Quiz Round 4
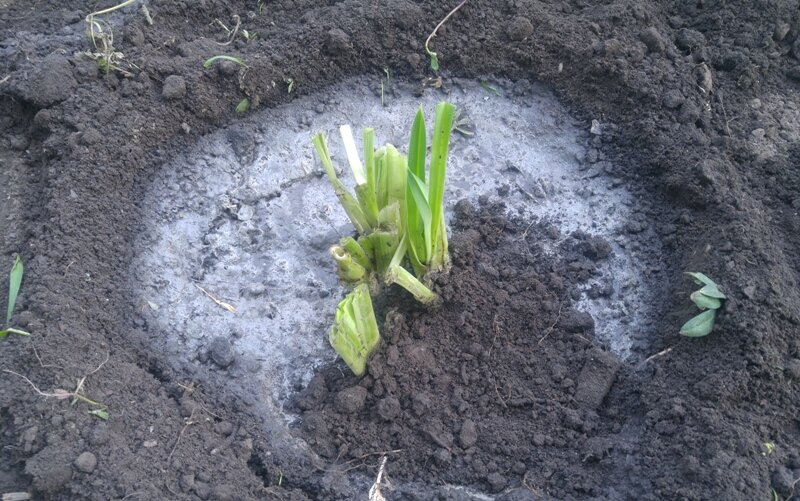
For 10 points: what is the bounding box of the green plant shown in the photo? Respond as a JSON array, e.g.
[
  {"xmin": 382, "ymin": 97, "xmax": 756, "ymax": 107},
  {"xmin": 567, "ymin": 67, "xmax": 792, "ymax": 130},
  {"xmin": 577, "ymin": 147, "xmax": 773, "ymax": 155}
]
[
  {"xmin": 329, "ymin": 284, "xmax": 380, "ymax": 376},
  {"xmin": 680, "ymin": 272, "xmax": 726, "ymax": 337},
  {"xmin": 313, "ymin": 103, "xmax": 457, "ymax": 375},
  {"xmin": 285, "ymin": 78, "xmax": 295, "ymax": 94},
  {"xmin": 1, "ymin": 256, "xmax": 30, "ymax": 339},
  {"xmin": 84, "ymin": 0, "xmax": 138, "ymax": 76},
  {"xmin": 312, "ymin": 102, "xmax": 455, "ymax": 303},
  {"xmin": 202, "ymin": 55, "xmax": 249, "ymax": 69},
  {"xmin": 236, "ymin": 98, "xmax": 250, "ymax": 114}
]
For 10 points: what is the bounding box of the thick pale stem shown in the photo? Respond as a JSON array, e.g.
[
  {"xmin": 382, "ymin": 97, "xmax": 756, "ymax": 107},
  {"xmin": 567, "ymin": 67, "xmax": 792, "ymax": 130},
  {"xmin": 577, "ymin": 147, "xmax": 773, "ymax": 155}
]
[
  {"xmin": 341, "ymin": 237, "xmax": 373, "ymax": 271},
  {"xmin": 386, "ymin": 265, "xmax": 438, "ymax": 304},
  {"xmin": 330, "ymin": 246, "xmax": 367, "ymax": 283},
  {"xmin": 312, "ymin": 133, "xmax": 370, "ymax": 234}
]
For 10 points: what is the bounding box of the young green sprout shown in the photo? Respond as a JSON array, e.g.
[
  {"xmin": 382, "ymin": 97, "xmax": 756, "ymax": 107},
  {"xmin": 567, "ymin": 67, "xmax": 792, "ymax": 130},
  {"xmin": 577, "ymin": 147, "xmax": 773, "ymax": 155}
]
[
  {"xmin": 1, "ymin": 256, "xmax": 30, "ymax": 339},
  {"xmin": 311, "ymin": 103, "xmax": 457, "ymax": 304},
  {"xmin": 680, "ymin": 272, "xmax": 726, "ymax": 337},
  {"xmin": 329, "ymin": 284, "xmax": 380, "ymax": 376},
  {"xmin": 313, "ymin": 103, "xmax": 457, "ymax": 375}
]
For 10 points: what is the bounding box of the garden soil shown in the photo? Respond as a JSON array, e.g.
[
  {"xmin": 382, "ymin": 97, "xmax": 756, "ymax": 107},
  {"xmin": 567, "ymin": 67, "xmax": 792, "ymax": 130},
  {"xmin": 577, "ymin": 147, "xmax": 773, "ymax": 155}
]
[{"xmin": 1, "ymin": 0, "xmax": 800, "ymax": 500}]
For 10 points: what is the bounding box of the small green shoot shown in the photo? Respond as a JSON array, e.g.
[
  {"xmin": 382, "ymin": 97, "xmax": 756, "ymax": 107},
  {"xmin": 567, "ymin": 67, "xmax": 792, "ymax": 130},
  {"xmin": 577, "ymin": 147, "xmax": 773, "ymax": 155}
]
[
  {"xmin": 480, "ymin": 81, "xmax": 501, "ymax": 96},
  {"xmin": 424, "ymin": 0, "xmax": 467, "ymax": 71},
  {"xmin": 329, "ymin": 284, "xmax": 380, "ymax": 376},
  {"xmin": 257, "ymin": 0, "xmax": 266, "ymax": 12},
  {"xmin": 236, "ymin": 98, "xmax": 250, "ymax": 114},
  {"xmin": 202, "ymin": 55, "xmax": 249, "ymax": 69},
  {"xmin": 1, "ymin": 256, "xmax": 30, "ymax": 339},
  {"xmin": 241, "ymin": 29, "xmax": 258, "ymax": 42},
  {"xmin": 680, "ymin": 272, "xmax": 726, "ymax": 337},
  {"xmin": 286, "ymin": 78, "xmax": 295, "ymax": 94},
  {"xmin": 89, "ymin": 408, "xmax": 109, "ymax": 420},
  {"xmin": 762, "ymin": 442, "xmax": 776, "ymax": 456}
]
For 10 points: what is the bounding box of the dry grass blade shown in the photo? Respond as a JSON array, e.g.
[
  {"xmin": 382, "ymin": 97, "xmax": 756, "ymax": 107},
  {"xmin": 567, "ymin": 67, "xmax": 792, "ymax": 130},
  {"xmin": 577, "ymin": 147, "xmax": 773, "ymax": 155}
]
[{"xmin": 194, "ymin": 284, "xmax": 236, "ymax": 313}]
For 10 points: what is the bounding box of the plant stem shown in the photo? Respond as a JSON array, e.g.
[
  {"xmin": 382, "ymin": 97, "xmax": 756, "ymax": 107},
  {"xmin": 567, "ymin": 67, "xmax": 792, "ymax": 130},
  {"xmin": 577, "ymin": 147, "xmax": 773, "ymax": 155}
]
[{"xmin": 386, "ymin": 265, "xmax": 438, "ymax": 304}]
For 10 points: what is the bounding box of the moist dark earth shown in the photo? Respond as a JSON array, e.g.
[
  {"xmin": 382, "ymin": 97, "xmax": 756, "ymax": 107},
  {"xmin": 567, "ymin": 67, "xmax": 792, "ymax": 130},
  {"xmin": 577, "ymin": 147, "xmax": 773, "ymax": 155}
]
[{"xmin": 1, "ymin": 0, "xmax": 800, "ymax": 500}]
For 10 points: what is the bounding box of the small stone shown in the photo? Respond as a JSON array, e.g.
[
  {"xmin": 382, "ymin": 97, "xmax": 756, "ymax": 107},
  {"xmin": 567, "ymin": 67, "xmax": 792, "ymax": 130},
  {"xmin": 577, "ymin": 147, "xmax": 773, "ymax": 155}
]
[
  {"xmin": 774, "ymin": 23, "xmax": 791, "ymax": 42},
  {"xmin": 209, "ymin": 337, "xmax": 236, "ymax": 368},
  {"xmin": 508, "ymin": 17, "xmax": 534, "ymax": 41},
  {"xmin": 143, "ymin": 440, "xmax": 157, "ymax": 448},
  {"xmin": 162, "ymin": 75, "xmax": 187, "ymax": 100},
  {"xmin": 377, "ymin": 396, "xmax": 401, "ymax": 421},
  {"xmin": 459, "ymin": 419, "xmax": 478, "ymax": 448},
  {"xmin": 323, "ymin": 28, "xmax": 351, "ymax": 55},
  {"xmin": 640, "ymin": 27, "xmax": 665, "ymax": 53},
  {"xmin": 784, "ymin": 359, "xmax": 800, "ymax": 380},
  {"xmin": 74, "ymin": 452, "xmax": 97, "ymax": 473},
  {"xmin": 334, "ymin": 386, "xmax": 368, "ymax": 414},
  {"xmin": 743, "ymin": 285, "xmax": 756, "ymax": 299}
]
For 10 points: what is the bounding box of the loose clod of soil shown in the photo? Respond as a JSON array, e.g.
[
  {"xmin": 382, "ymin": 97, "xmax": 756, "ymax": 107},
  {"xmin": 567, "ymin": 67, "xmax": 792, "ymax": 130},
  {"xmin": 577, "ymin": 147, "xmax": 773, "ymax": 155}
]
[{"xmin": 2, "ymin": 0, "xmax": 800, "ymax": 499}]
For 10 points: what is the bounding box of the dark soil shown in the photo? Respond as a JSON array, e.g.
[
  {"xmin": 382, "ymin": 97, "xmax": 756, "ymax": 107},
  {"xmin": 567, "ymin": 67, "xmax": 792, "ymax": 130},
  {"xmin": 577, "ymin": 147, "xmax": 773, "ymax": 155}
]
[
  {"xmin": 295, "ymin": 201, "xmax": 627, "ymax": 499},
  {"xmin": 1, "ymin": 0, "xmax": 800, "ymax": 500}
]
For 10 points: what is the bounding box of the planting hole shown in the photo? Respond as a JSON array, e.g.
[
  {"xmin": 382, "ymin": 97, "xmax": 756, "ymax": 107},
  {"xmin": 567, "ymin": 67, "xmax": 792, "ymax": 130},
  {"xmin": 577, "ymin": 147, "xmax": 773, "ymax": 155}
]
[{"xmin": 132, "ymin": 77, "xmax": 663, "ymax": 494}]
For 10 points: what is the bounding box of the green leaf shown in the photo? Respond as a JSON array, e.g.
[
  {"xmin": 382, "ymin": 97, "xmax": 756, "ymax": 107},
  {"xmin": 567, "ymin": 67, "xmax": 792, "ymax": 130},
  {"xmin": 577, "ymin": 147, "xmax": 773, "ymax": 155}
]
[
  {"xmin": 428, "ymin": 102, "xmax": 455, "ymax": 257},
  {"xmin": 88, "ymin": 409, "xmax": 109, "ymax": 421},
  {"xmin": 429, "ymin": 53, "xmax": 439, "ymax": 71},
  {"xmin": 480, "ymin": 81, "xmax": 501, "ymax": 96},
  {"xmin": 328, "ymin": 285, "xmax": 380, "ymax": 376},
  {"xmin": 407, "ymin": 172, "xmax": 432, "ymax": 258},
  {"xmin": 235, "ymin": 98, "xmax": 250, "ymax": 114},
  {"xmin": 7, "ymin": 256, "xmax": 23, "ymax": 327},
  {"xmin": 202, "ymin": 55, "xmax": 249, "ymax": 69},
  {"xmin": 407, "ymin": 108, "xmax": 427, "ymax": 182},
  {"xmin": 690, "ymin": 291, "xmax": 722, "ymax": 310},
  {"xmin": 698, "ymin": 283, "xmax": 726, "ymax": 299},
  {"xmin": 680, "ymin": 309, "xmax": 717, "ymax": 337},
  {"xmin": 363, "ymin": 128, "xmax": 376, "ymax": 196}
]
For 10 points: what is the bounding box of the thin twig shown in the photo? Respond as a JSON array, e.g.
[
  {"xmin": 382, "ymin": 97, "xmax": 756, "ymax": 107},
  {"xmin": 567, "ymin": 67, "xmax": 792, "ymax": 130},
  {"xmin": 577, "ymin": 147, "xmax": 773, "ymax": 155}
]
[
  {"xmin": 168, "ymin": 408, "xmax": 197, "ymax": 463},
  {"xmin": 538, "ymin": 305, "xmax": 563, "ymax": 345},
  {"xmin": 194, "ymin": 283, "xmax": 236, "ymax": 313},
  {"xmin": 424, "ymin": 0, "xmax": 468, "ymax": 61},
  {"xmin": 635, "ymin": 347, "xmax": 673, "ymax": 371}
]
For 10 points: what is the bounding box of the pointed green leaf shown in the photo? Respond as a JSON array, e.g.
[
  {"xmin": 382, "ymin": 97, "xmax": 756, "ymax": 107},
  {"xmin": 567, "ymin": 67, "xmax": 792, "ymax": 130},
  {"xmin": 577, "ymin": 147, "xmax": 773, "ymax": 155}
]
[
  {"xmin": 690, "ymin": 291, "xmax": 722, "ymax": 310},
  {"xmin": 428, "ymin": 102, "xmax": 455, "ymax": 257},
  {"xmin": 7, "ymin": 256, "xmax": 23, "ymax": 327},
  {"xmin": 680, "ymin": 309, "xmax": 717, "ymax": 337},
  {"xmin": 407, "ymin": 108, "xmax": 427, "ymax": 181},
  {"xmin": 429, "ymin": 53, "xmax": 439, "ymax": 71},
  {"xmin": 685, "ymin": 272, "xmax": 716, "ymax": 288}
]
